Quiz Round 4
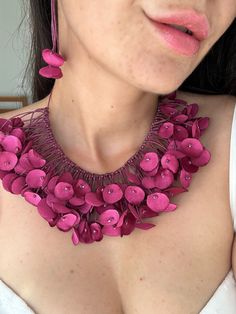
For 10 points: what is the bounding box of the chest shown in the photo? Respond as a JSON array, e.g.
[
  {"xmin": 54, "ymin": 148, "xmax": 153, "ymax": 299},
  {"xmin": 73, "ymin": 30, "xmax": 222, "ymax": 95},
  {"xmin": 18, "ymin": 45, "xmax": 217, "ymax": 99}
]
[{"xmin": 0, "ymin": 160, "xmax": 234, "ymax": 314}]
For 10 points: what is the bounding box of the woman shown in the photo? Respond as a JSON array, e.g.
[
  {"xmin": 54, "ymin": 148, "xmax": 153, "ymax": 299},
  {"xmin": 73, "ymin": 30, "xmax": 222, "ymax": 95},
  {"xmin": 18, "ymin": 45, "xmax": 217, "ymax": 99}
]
[{"xmin": 0, "ymin": 0, "xmax": 236, "ymax": 313}]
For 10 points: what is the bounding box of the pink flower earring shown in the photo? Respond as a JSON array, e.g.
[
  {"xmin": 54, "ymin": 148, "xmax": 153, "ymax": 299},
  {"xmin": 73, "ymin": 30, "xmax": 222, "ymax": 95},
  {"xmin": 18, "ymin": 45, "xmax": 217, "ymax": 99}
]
[{"xmin": 39, "ymin": 0, "xmax": 65, "ymax": 79}]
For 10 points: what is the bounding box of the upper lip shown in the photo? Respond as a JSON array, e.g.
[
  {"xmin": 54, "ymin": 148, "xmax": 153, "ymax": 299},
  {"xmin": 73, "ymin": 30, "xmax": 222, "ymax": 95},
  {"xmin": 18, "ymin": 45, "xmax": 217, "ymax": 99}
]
[{"xmin": 145, "ymin": 10, "xmax": 210, "ymax": 41}]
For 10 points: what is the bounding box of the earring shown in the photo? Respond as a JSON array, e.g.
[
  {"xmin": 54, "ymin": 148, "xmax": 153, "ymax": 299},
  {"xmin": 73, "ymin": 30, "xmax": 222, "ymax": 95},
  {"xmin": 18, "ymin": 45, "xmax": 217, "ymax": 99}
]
[{"xmin": 39, "ymin": 0, "xmax": 65, "ymax": 79}]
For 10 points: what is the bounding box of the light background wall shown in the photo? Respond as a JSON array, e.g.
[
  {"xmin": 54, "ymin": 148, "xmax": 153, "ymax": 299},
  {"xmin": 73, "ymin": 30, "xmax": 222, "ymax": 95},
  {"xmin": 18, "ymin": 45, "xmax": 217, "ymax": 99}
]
[{"xmin": 0, "ymin": 0, "xmax": 31, "ymax": 104}]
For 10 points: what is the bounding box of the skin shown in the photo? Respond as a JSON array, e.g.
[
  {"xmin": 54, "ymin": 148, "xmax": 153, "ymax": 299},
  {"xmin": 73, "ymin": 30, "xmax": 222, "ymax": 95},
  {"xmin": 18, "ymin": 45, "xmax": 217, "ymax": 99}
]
[{"xmin": 48, "ymin": 0, "xmax": 236, "ymax": 171}]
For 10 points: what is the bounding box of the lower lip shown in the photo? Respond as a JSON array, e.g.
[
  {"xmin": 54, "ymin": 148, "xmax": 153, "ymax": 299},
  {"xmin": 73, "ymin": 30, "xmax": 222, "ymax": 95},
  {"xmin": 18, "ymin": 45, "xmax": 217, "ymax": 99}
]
[{"xmin": 148, "ymin": 20, "xmax": 201, "ymax": 56}]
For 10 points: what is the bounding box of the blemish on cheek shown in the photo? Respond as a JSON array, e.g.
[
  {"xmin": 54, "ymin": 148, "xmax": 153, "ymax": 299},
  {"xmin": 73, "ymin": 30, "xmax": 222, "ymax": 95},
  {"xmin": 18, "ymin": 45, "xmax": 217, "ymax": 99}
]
[
  {"xmin": 139, "ymin": 276, "xmax": 145, "ymax": 281},
  {"xmin": 69, "ymin": 269, "xmax": 74, "ymax": 274}
]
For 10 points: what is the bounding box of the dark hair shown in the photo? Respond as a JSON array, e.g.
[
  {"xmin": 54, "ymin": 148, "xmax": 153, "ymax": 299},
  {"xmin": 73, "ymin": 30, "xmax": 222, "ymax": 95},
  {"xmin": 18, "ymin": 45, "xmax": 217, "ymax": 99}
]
[{"xmin": 20, "ymin": 1, "xmax": 236, "ymax": 102}]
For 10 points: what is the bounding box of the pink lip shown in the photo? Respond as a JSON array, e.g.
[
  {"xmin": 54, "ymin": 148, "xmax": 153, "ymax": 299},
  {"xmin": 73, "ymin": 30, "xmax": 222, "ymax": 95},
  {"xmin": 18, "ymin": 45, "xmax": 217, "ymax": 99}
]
[{"xmin": 145, "ymin": 10, "xmax": 210, "ymax": 56}]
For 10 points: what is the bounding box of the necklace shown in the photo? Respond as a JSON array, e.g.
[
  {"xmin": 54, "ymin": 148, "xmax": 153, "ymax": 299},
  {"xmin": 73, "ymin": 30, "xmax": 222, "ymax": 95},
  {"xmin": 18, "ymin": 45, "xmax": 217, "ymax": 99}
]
[{"xmin": 0, "ymin": 90, "xmax": 211, "ymax": 245}]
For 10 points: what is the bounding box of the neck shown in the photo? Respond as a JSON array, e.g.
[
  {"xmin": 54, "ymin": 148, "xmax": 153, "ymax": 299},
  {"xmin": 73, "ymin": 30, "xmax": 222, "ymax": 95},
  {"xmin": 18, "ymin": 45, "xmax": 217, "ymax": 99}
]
[{"xmin": 48, "ymin": 60, "xmax": 159, "ymax": 165}]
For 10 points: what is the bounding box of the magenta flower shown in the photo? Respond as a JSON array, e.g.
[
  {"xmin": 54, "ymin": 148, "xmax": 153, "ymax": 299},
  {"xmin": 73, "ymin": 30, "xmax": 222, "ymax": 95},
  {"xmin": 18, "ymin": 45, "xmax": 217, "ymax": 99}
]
[
  {"xmin": 181, "ymin": 156, "xmax": 199, "ymax": 173},
  {"xmin": 102, "ymin": 183, "xmax": 123, "ymax": 204},
  {"xmin": 23, "ymin": 191, "xmax": 41, "ymax": 206},
  {"xmin": 11, "ymin": 176, "xmax": 27, "ymax": 194},
  {"xmin": 124, "ymin": 185, "xmax": 145, "ymax": 205},
  {"xmin": 1, "ymin": 135, "xmax": 22, "ymax": 154},
  {"xmin": 155, "ymin": 168, "xmax": 174, "ymax": 189},
  {"xmin": 191, "ymin": 148, "xmax": 211, "ymax": 166},
  {"xmin": 173, "ymin": 125, "xmax": 189, "ymax": 141},
  {"xmin": 158, "ymin": 122, "xmax": 174, "ymax": 138},
  {"xmin": 54, "ymin": 181, "xmax": 74, "ymax": 200},
  {"xmin": 90, "ymin": 222, "xmax": 103, "ymax": 241},
  {"xmin": 56, "ymin": 213, "xmax": 79, "ymax": 232},
  {"xmin": 25, "ymin": 169, "xmax": 46, "ymax": 188},
  {"xmin": 180, "ymin": 138, "xmax": 203, "ymax": 157},
  {"xmin": 2, "ymin": 173, "xmax": 18, "ymax": 192},
  {"xmin": 37, "ymin": 198, "xmax": 57, "ymax": 222},
  {"xmin": 0, "ymin": 151, "xmax": 18, "ymax": 171},
  {"xmin": 98, "ymin": 208, "xmax": 120, "ymax": 226},
  {"xmin": 74, "ymin": 178, "xmax": 91, "ymax": 196},
  {"xmin": 139, "ymin": 152, "xmax": 159, "ymax": 171},
  {"xmin": 180, "ymin": 169, "xmax": 192, "ymax": 188},
  {"xmin": 146, "ymin": 192, "xmax": 170, "ymax": 212},
  {"xmin": 120, "ymin": 212, "xmax": 136, "ymax": 236},
  {"xmin": 161, "ymin": 153, "xmax": 179, "ymax": 173},
  {"xmin": 102, "ymin": 224, "xmax": 121, "ymax": 237}
]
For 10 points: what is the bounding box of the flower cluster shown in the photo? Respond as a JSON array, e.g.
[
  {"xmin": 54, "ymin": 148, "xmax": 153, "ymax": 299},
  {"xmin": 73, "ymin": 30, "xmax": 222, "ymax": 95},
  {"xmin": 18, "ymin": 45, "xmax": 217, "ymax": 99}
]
[{"xmin": 0, "ymin": 92, "xmax": 211, "ymax": 246}]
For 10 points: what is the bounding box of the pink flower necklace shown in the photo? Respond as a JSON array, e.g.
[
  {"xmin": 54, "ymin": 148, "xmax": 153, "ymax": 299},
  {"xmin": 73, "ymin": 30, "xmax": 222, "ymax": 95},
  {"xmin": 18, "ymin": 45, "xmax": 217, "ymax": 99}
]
[{"xmin": 0, "ymin": 89, "xmax": 211, "ymax": 245}]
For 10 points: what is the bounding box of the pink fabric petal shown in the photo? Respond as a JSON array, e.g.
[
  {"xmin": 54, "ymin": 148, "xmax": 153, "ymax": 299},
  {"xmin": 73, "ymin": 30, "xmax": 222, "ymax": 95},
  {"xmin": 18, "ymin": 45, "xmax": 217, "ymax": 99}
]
[
  {"xmin": 75, "ymin": 179, "xmax": 91, "ymax": 196},
  {"xmin": 164, "ymin": 186, "xmax": 187, "ymax": 197},
  {"xmin": 90, "ymin": 223, "xmax": 103, "ymax": 241},
  {"xmin": 57, "ymin": 213, "xmax": 78, "ymax": 231},
  {"xmin": 198, "ymin": 117, "xmax": 210, "ymax": 130},
  {"xmin": 28, "ymin": 149, "xmax": 46, "ymax": 168},
  {"xmin": 141, "ymin": 176, "xmax": 156, "ymax": 189},
  {"xmin": 102, "ymin": 225, "xmax": 121, "ymax": 236},
  {"xmin": 19, "ymin": 153, "xmax": 34, "ymax": 171},
  {"xmin": 10, "ymin": 127, "xmax": 25, "ymax": 142},
  {"xmin": 180, "ymin": 169, "xmax": 192, "ymax": 188},
  {"xmin": 160, "ymin": 106, "xmax": 178, "ymax": 117},
  {"xmin": 23, "ymin": 191, "xmax": 41, "ymax": 206},
  {"xmin": 11, "ymin": 176, "xmax": 27, "ymax": 194},
  {"xmin": 192, "ymin": 120, "xmax": 201, "ymax": 138},
  {"xmin": 146, "ymin": 192, "xmax": 170, "ymax": 212},
  {"xmin": 1, "ymin": 135, "xmax": 22, "ymax": 154},
  {"xmin": 187, "ymin": 103, "xmax": 199, "ymax": 118},
  {"xmin": 79, "ymin": 220, "xmax": 94, "ymax": 244},
  {"xmin": 139, "ymin": 152, "xmax": 159, "ymax": 172},
  {"xmin": 42, "ymin": 49, "xmax": 65, "ymax": 67},
  {"xmin": 54, "ymin": 181, "xmax": 74, "ymax": 200},
  {"xmin": 72, "ymin": 228, "xmax": 80, "ymax": 245},
  {"xmin": 2, "ymin": 173, "xmax": 18, "ymax": 192},
  {"xmin": 180, "ymin": 138, "xmax": 203, "ymax": 157},
  {"xmin": 173, "ymin": 125, "xmax": 189, "ymax": 141},
  {"xmin": 124, "ymin": 185, "xmax": 145, "ymax": 205},
  {"xmin": 85, "ymin": 191, "xmax": 104, "ymax": 206},
  {"xmin": 172, "ymin": 114, "xmax": 188, "ymax": 123},
  {"xmin": 68, "ymin": 196, "xmax": 85, "ymax": 206},
  {"xmin": 116, "ymin": 209, "xmax": 128, "ymax": 228},
  {"xmin": 102, "ymin": 184, "xmax": 123, "ymax": 204},
  {"xmin": 78, "ymin": 202, "xmax": 92, "ymax": 214},
  {"xmin": 26, "ymin": 169, "xmax": 46, "ymax": 188},
  {"xmin": 139, "ymin": 205, "xmax": 158, "ymax": 218},
  {"xmin": 58, "ymin": 171, "xmax": 74, "ymax": 184},
  {"xmin": 98, "ymin": 209, "xmax": 120, "ymax": 226},
  {"xmin": 135, "ymin": 222, "xmax": 156, "ymax": 230},
  {"xmin": 158, "ymin": 122, "xmax": 174, "ymax": 138},
  {"xmin": 37, "ymin": 198, "xmax": 57, "ymax": 222},
  {"xmin": 53, "ymin": 202, "xmax": 71, "ymax": 214},
  {"xmin": 191, "ymin": 148, "xmax": 211, "ymax": 166},
  {"xmin": 161, "ymin": 153, "xmax": 179, "ymax": 173},
  {"xmin": 164, "ymin": 203, "xmax": 177, "ymax": 212},
  {"xmin": 155, "ymin": 168, "xmax": 174, "ymax": 189},
  {"xmin": 120, "ymin": 212, "xmax": 136, "ymax": 235},
  {"xmin": 47, "ymin": 175, "xmax": 59, "ymax": 193},
  {"xmin": 127, "ymin": 203, "xmax": 139, "ymax": 219},
  {"xmin": 181, "ymin": 157, "xmax": 199, "ymax": 173},
  {"xmin": 0, "ymin": 151, "xmax": 18, "ymax": 171},
  {"xmin": 39, "ymin": 65, "xmax": 63, "ymax": 79}
]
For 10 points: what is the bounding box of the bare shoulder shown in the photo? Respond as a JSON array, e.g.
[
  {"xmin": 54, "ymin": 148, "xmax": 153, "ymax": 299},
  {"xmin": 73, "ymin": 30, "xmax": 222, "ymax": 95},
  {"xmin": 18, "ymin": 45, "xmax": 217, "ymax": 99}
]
[
  {"xmin": 176, "ymin": 90, "xmax": 236, "ymax": 115},
  {"xmin": 0, "ymin": 97, "xmax": 47, "ymax": 120}
]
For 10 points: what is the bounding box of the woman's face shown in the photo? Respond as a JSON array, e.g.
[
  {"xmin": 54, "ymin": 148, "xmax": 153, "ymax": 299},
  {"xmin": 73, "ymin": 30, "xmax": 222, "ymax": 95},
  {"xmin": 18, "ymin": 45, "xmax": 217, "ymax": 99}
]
[{"xmin": 58, "ymin": 0, "xmax": 236, "ymax": 94}]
